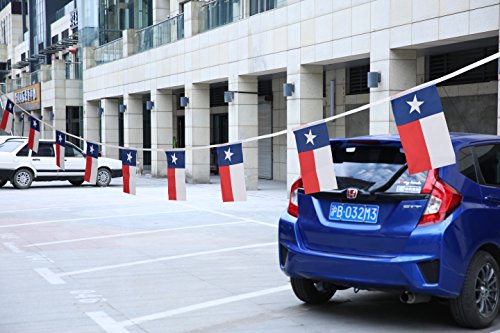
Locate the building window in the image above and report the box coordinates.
[347,65,369,95]
[250,0,278,15]
[428,45,498,86]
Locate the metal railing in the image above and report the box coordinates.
[66,63,82,80]
[95,38,123,65]
[134,14,184,54]
[199,0,242,33]
[55,1,75,21]
[249,0,286,16]
[28,71,40,85]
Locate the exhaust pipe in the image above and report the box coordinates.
[400,291,431,304]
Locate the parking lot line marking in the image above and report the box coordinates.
[26,221,249,247]
[0,210,194,228]
[2,242,23,253]
[59,242,276,277]
[86,312,130,333]
[34,268,67,285]
[120,285,290,327]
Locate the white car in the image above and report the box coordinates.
[0,138,123,189]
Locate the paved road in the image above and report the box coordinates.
[0,177,498,332]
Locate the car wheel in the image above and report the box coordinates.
[12,168,34,189]
[450,251,500,329]
[291,278,336,305]
[96,168,112,187]
[0,179,7,187]
[69,179,84,186]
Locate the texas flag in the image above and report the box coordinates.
[217,143,247,202]
[166,150,186,201]
[55,130,66,170]
[293,123,337,194]
[84,142,99,184]
[122,149,137,195]
[28,116,40,153]
[0,99,14,133]
[391,85,455,174]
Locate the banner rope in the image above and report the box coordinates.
[2,52,499,153]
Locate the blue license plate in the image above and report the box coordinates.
[328,203,379,224]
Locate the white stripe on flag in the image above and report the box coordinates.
[89,157,98,184]
[175,168,186,201]
[420,112,456,169]
[33,130,40,152]
[129,166,136,195]
[230,163,247,202]
[59,146,65,169]
[313,145,338,191]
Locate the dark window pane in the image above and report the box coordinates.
[33,143,54,157]
[474,145,500,186]
[458,147,477,182]
[16,144,30,157]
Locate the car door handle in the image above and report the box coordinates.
[32,158,40,161]
[485,196,500,204]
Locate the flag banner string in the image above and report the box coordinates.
[1,52,499,153]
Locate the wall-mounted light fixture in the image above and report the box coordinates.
[224,91,234,103]
[180,96,189,108]
[119,104,127,113]
[96,107,104,116]
[283,83,295,97]
[367,72,381,88]
[146,100,154,110]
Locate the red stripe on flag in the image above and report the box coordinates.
[219,166,234,202]
[84,156,92,182]
[397,120,432,174]
[298,150,320,194]
[28,128,35,150]
[167,168,177,200]
[55,145,61,167]
[0,111,9,131]
[123,165,130,194]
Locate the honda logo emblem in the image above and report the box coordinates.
[346,188,358,199]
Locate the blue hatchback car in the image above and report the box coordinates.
[279,133,500,329]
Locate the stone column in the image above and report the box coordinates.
[123,94,143,163]
[83,100,100,143]
[151,89,173,177]
[122,29,137,57]
[101,98,120,159]
[153,0,170,24]
[185,83,210,183]
[286,64,324,191]
[52,60,68,135]
[183,1,205,37]
[369,31,417,134]
[228,75,258,190]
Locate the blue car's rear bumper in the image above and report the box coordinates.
[279,213,464,298]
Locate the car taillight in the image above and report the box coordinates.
[288,178,302,218]
[418,170,462,227]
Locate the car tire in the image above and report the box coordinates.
[69,179,84,186]
[96,168,112,187]
[0,179,7,187]
[12,168,34,189]
[291,278,336,305]
[450,251,500,329]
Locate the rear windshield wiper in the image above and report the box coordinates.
[369,163,408,194]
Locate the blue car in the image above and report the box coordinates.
[279,133,500,329]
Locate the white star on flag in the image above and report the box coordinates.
[407,95,424,114]
[224,148,234,161]
[171,153,178,165]
[89,145,94,154]
[127,152,133,162]
[304,130,317,145]
[58,134,63,142]
[33,120,37,127]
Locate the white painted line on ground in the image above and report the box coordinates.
[26,221,248,247]
[120,285,290,327]
[2,242,23,253]
[86,312,130,333]
[34,268,66,285]
[0,210,194,228]
[59,242,276,277]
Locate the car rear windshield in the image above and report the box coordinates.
[0,140,23,153]
[332,144,428,193]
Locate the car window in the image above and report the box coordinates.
[16,144,30,157]
[474,144,500,187]
[386,170,428,194]
[458,147,477,182]
[33,143,55,157]
[65,145,84,158]
[0,140,23,152]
